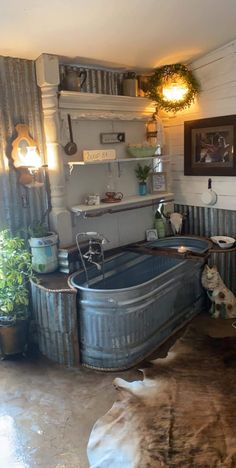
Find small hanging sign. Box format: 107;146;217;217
83;149;116;162
100;133;125;144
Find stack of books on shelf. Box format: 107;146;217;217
58;245;80;274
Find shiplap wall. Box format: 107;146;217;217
63;120;156;249
164;40;236;210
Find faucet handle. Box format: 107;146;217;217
86;231;99;237
87;232;109;243
76;232;109;244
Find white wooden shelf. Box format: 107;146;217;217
67;156;161;167
67;156;170;174
59;91;155;121
70;193;174;217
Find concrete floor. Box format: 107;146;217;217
0;314;235;468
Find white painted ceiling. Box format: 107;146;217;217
2;0;236;68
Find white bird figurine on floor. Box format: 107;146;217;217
170;212;183;234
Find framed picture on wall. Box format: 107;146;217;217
184;115;236;176
151;172;167;193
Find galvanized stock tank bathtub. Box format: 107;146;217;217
69;237;210;370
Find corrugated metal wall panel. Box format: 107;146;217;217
0;56;47;233
175;204;236;292
31;281;79;367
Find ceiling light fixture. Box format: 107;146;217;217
145;64;200;113
162;81;188;102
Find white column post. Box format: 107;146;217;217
36;54;73;247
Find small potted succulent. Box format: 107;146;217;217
0;230;34;356
28;221;58;273
135;163;151;195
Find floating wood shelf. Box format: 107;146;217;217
70;193;174;217
67;156;170;174
68;156;156;166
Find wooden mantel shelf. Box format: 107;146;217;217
59;91;155;120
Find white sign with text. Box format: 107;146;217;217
83;149;116;162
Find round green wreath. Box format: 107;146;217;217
146;64;200;113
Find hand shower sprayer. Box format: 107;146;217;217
76;232;110;286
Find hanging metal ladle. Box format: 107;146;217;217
64;114;77;155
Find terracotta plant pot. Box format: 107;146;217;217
0;318;28;356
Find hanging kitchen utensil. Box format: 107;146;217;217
64;114;77;156
201;178;217;205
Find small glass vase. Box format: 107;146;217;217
154;218;166;238
138;182;147;196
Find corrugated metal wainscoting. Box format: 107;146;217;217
31;281;79;367
175;204;236;293
0;56;47;233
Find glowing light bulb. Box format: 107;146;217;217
17;146;42;169
177;245;188;253
25;146;42;169
162;82;188;102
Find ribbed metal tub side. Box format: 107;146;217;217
31;281;79;367
70;254;205;370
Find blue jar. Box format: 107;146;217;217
139;183;147;196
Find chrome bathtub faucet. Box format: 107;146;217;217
76;232;110;283
83;240;104;270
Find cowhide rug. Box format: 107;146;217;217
87;324;236;468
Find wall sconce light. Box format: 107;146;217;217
145;64;200;113
11;124;44;187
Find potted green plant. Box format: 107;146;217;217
135;163;151;195
28;221;58;273
0;230;34;356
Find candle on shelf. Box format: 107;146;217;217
177;245;188;254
